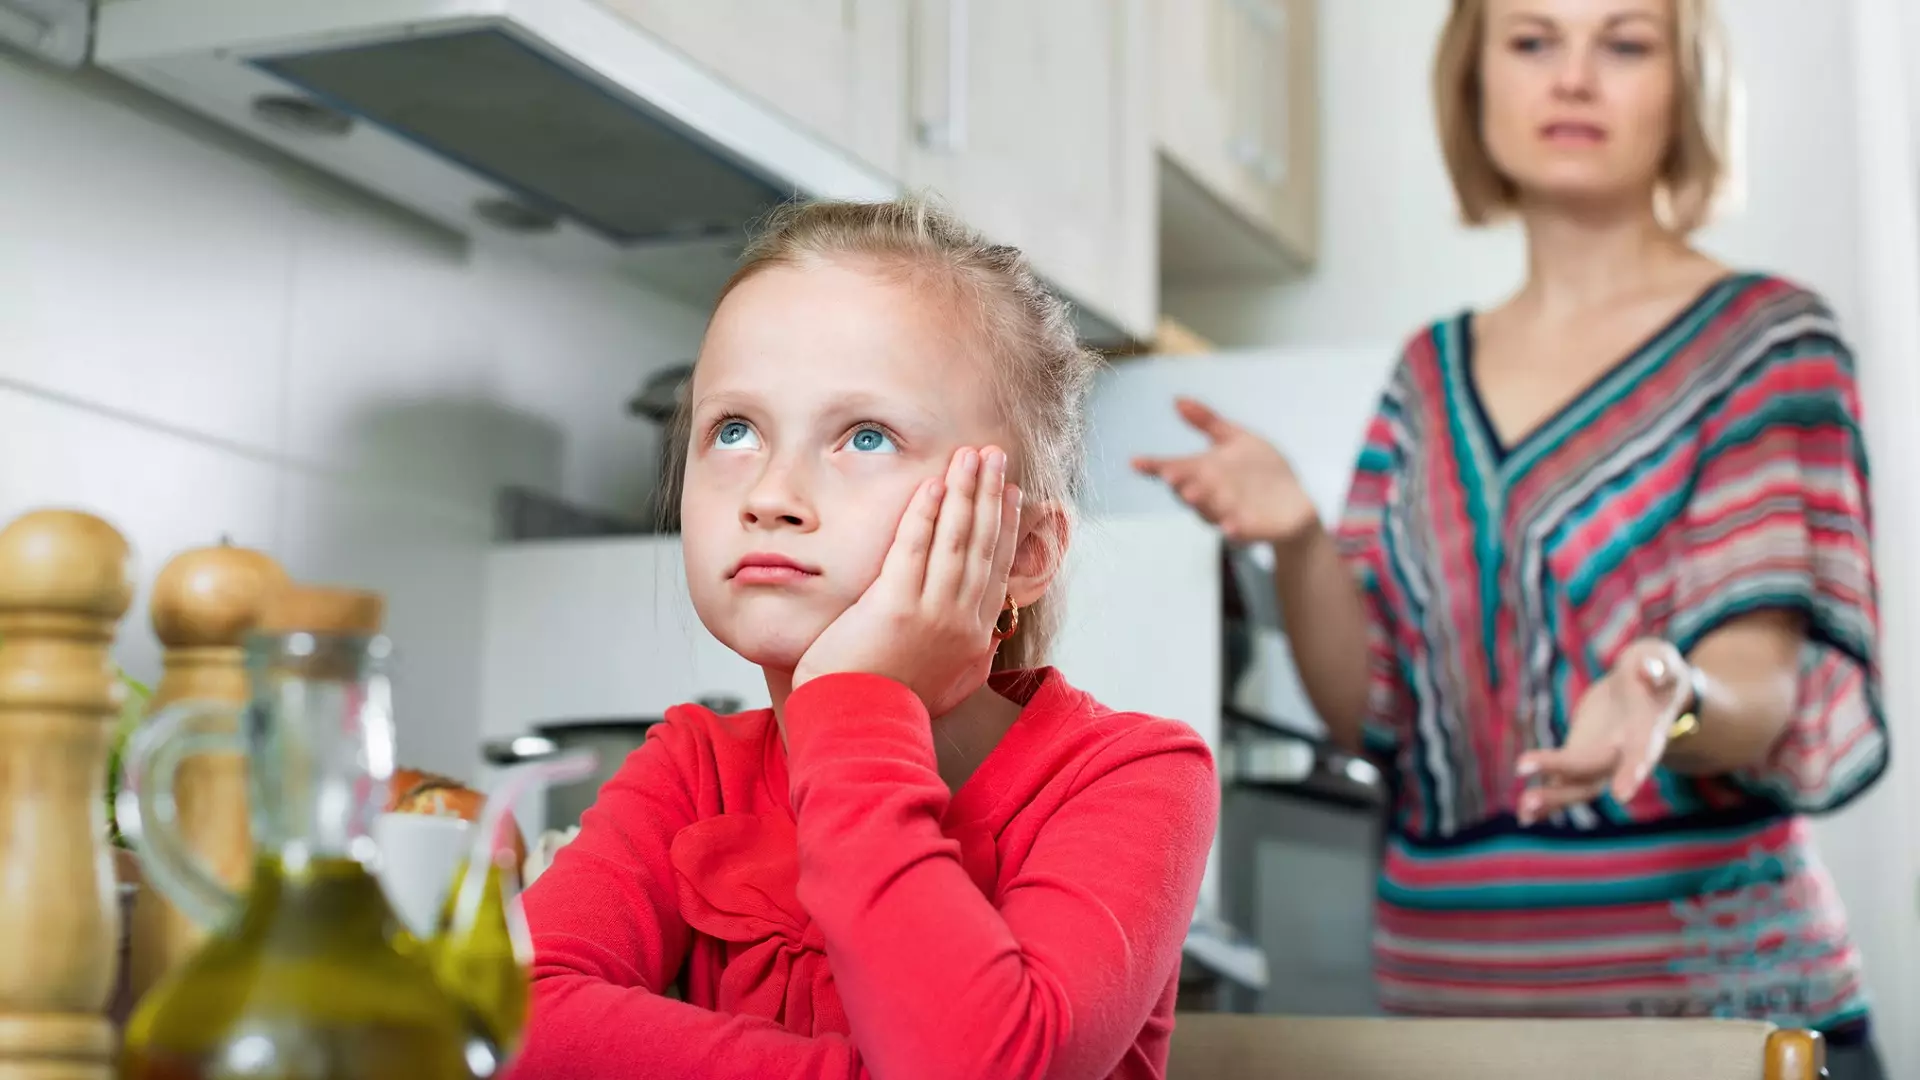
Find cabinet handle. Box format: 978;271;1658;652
1225;0;1260;174
915;0;970;153
1225;0;1287;188
1258;1;1290;187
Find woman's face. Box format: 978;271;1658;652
1477;0;1679;213
678;260;1023;673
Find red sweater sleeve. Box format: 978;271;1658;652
511;717;863;1080
785;673;1217;1080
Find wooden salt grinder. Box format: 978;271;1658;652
127;541;286;998
0;509;135;1080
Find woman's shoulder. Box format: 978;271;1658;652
1715;269;1846;334
1379;310;1478;399
1693;271;1858;386
1390;313;1463;371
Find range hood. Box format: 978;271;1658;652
93;0;901;308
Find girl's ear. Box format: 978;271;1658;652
1007;503;1069;609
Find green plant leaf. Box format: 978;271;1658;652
105;666;153;849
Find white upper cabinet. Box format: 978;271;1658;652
596;0;911;178
1155;0;1319;284
901;0;1157;344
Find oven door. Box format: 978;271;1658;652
1218;715;1387;1016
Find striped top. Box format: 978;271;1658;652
1336;273;1888;1034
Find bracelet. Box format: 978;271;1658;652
1643;650;1707;743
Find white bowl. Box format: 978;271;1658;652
371;811;472;938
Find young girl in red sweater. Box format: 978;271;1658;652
509;199;1217;1080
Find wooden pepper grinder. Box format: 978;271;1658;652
127;540;286;998
0;509;136;1080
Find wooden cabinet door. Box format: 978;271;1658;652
1155;0;1318;276
596;0;909;177
1155;0;1246;212
903;0;1156;342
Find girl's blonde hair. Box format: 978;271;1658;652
1433;0;1735;234
662;196;1102;671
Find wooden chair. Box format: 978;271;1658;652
1168;1014;1824;1080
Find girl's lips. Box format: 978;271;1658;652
732;564;818;585
730;552;822;585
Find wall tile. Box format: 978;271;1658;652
274;470;492;780
0;384;281;683
0;64;292;454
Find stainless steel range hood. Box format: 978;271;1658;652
93;0;901;307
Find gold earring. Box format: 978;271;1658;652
991;596;1020;643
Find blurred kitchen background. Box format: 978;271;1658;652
4;0;1918;1073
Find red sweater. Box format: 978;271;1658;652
508;668;1216;1080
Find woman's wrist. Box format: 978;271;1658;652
1266;512;1328;576
1637;645;1708;750
1667;655;1709;744
1651;640;1793;775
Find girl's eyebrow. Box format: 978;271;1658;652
819;390;941;431
694;387;941;432
691;388;759;415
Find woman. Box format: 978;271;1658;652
1136;0;1888;1075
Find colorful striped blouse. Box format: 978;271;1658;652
1335;273;1888;1036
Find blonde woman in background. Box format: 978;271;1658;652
1138;1;1888;1074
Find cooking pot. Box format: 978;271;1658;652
482;696;742;830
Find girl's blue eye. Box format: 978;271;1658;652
713;420;759;449
846;427;898;454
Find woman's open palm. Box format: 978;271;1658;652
1133;398;1318;545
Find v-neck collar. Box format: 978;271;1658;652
1454;272;1747;475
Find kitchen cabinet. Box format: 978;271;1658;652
1154;0;1320;283
596;0;910;178
903;0;1157;342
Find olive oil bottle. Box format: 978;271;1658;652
116;587;508;1079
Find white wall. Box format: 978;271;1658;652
0;55;707;779
1832;0;1920;1072
1168;0;1865;347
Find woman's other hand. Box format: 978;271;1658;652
1132;398;1319;545
793;445;1021;718
1515;639;1692;824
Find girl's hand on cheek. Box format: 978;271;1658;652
793;445;1022;718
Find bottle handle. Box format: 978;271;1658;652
430;750;598;1054
115;700;247;929
447;750;599;951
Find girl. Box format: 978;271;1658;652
1138;0;1887;1076
510;199;1218;1080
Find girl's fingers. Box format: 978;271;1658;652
876;477;944;595
980;483;1022;626
925;447;981;599
960;447;1007;601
